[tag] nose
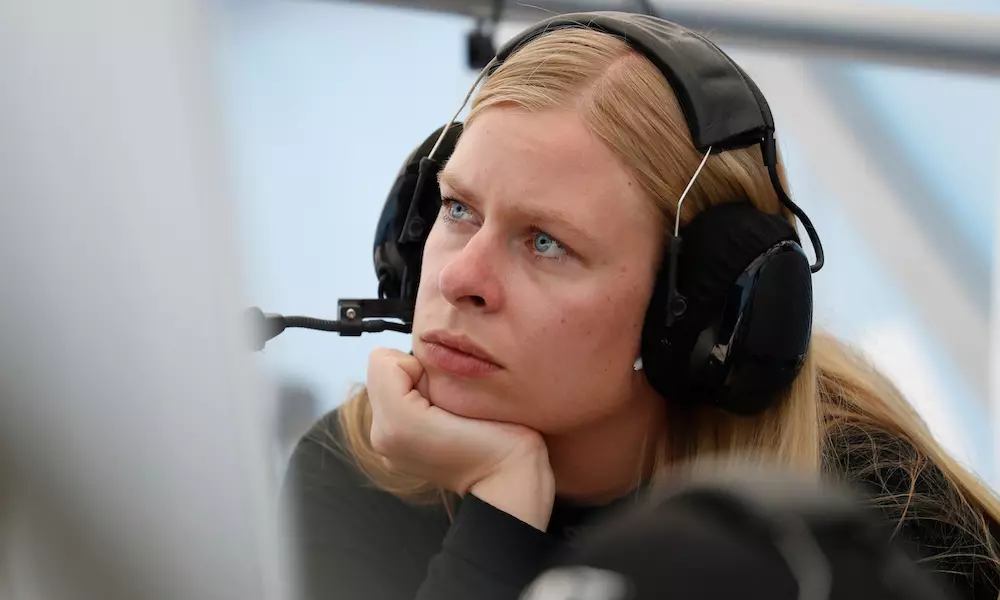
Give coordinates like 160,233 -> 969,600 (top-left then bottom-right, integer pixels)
437,231 -> 504,313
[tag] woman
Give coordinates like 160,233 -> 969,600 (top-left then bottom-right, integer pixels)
282,15 -> 1000,600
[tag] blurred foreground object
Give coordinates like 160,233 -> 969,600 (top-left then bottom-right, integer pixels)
0,0 -> 287,598
521,469 -> 956,600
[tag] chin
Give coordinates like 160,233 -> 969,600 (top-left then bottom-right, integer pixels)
424,373 -> 512,423
423,373 -> 582,434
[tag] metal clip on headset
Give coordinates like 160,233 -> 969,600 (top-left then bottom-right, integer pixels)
246,298 -> 414,351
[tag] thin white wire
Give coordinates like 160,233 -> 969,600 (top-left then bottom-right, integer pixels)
674,146 -> 713,237
428,56 -> 500,160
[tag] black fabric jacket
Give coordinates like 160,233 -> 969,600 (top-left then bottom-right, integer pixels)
282,410 -> 1000,600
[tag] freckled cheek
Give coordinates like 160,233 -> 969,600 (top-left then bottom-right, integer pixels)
588,284 -> 652,352
520,299 -> 626,362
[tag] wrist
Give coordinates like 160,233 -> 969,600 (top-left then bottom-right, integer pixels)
469,447 -> 555,532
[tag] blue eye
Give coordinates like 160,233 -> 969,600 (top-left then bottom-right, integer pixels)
441,198 -> 474,224
448,201 -> 469,220
532,231 -> 567,259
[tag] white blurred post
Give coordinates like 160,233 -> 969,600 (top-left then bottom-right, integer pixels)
993,156 -> 1000,491
0,0 -> 286,598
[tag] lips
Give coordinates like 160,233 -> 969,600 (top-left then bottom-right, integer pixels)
419,331 -> 502,377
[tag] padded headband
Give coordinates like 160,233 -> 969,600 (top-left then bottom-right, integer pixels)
493,11 -> 774,153
490,11 -> 823,273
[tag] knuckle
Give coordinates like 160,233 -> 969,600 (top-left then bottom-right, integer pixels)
370,347 -> 399,362
368,348 -> 402,378
367,348 -> 388,367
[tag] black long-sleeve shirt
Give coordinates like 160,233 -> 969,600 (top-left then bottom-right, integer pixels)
282,409 -> 1000,600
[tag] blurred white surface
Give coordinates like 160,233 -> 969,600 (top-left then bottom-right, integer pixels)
0,0 -> 287,597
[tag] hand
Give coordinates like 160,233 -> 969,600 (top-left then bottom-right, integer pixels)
367,348 -> 554,528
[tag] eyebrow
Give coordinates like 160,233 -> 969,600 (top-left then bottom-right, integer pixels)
438,170 -> 481,206
438,170 -> 601,250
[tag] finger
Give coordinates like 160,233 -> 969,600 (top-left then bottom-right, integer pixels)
396,353 -> 425,388
366,349 -> 411,419
366,349 -> 428,426
416,370 -> 431,402
368,349 -> 425,400
367,348 -> 424,385
366,348 -> 411,397
366,347 -> 406,377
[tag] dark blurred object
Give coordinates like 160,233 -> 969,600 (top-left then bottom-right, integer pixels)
466,26 -> 496,69
465,0 -> 503,69
276,381 -> 321,458
635,0 -> 657,16
520,470 -> 956,600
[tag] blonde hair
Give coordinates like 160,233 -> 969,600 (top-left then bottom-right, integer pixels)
329,26 -> 1000,586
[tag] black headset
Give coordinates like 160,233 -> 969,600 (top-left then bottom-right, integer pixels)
372,11 -> 823,417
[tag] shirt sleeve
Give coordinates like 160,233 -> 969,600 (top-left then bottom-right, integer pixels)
281,411 -> 557,600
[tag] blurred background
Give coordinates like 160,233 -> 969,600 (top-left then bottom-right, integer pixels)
1,0 -> 998,597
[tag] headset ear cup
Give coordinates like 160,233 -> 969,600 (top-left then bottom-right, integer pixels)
719,245 -> 812,414
640,202 -> 812,415
373,165 -> 415,299
372,122 -> 464,301
688,321 -> 721,387
639,248 -> 689,405
374,244 -> 401,299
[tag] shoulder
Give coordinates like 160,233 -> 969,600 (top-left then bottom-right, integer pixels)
282,406 -> 451,524
283,407 -> 427,513
281,407 -> 387,539
282,407 -> 453,563
281,411 -> 457,598
283,407 -> 365,494
823,422 -> 1000,600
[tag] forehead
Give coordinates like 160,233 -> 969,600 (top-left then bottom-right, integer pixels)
441,107 -> 660,245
